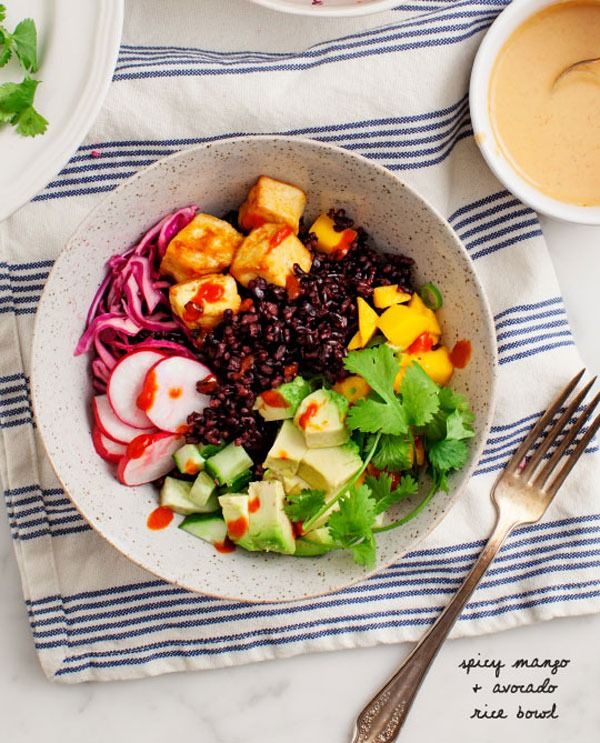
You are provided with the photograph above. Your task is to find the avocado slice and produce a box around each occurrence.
[294,389,350,448]
[246,480,296,555]
[264,419,308,477]
[254,376,312,421]
[295,527,337,557]
[298,441,363,493]
[218,493,257,551]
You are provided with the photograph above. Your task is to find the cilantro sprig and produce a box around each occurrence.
[0,5,47,137]
[296,344,475,566]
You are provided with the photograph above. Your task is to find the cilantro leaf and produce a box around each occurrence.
[445,409,475,441]
[12,18,37,72]
[328,484,376,548]
[0,5,5,23]
[344,345,400,406]
[400,361,440,426]
[13,104,47,136]
[344,346,407,435]
[347,398,407,435]
[350,534,377,569]
[0,27,13,67]
[366,473,419,514]
[0,76,37,110]
[371,434,412,471]
[284,489,326,524]
[428,439,469,480]
[438,386,474,423]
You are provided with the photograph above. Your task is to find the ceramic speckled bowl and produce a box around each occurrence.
[32,136,497,603]
[245,0,400,17]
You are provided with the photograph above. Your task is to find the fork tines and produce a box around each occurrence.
[506,370,600,495]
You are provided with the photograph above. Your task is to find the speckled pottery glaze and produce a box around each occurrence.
[32,136,498,603]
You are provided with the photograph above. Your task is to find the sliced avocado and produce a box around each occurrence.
[294,527,337,557]
[218,493,257,551]
[254,376,312,421]
[294,389,350,448]
[298,441,362,492]
[264,419,307,477]
[282,472,313,496]
[246,480,295,555]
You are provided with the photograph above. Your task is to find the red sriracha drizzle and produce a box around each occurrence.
[227,516,249,540]
[332,228,357,260]
[215,537,235,553]
[136,369,158,411]
[249,496,261,513]
[450,339,472,368]
[261,389,288,408]
[407,332,435,354]
[147,506,173,530]
[269,225,293,249]
[127,433,154,459]
[298,401,320,430]
[183,282,225,324]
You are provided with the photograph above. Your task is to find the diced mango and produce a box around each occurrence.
[412,347,454,386]
[357,297,378,346]
[393,353,412,392]
[309,213,357,256]
[378,304,439,350]
[373,285,412,309]
[333,375,371,404]
[347,331,363,350]
[409,293,442,335]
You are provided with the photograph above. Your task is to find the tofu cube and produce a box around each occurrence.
[238,176,306,233]
[230,223,312,288]
[160,213,243,283]
[169,273,241,331]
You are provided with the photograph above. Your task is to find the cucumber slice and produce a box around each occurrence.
[200,442,227,459]
[160,477,197,515]
[179,513,228,546]
[173,444,205,475]
[189,470,217,507]
[224,469,252,493]
[206,442,253,486]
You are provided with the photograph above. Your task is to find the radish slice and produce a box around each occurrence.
[93,395,155,444]
[92,425,127,463]
[107,349,166,429]
[117,432,183,486]
[143,356,211,433]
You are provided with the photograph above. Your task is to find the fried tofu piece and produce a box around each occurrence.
[160,214,243,283]
[230,224,312,288]
[169,274,241,331]
[238,176,306,233]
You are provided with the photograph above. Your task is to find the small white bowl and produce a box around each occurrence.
[470,0,600,225]
[245,0,399,17]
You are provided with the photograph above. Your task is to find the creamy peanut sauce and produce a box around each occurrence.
[489,1,600,206]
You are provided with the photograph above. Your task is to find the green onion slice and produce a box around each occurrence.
[419,282,443,310]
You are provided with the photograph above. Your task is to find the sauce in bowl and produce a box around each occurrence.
[489,1,600,206]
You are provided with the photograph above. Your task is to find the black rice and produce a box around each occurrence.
[186,211,414,459]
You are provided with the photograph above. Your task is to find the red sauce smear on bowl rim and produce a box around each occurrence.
[450,339,472,369]
[147,506,173,530]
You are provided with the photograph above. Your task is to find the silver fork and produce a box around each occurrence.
[351,370,600,743]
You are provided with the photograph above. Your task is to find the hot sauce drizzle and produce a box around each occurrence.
[269,225,293,249]
[136,369,158,411]
[227,516,249,540]
[249,496,261,513]
[261,389,288,408]
[298,401,320,430]
[127,434,153,459]
[215,537,236,553]
[147,506,173,530]
[450,339,472,369]
[169,387,183,399]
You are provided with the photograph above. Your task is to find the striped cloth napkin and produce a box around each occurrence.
[1,0,599,683]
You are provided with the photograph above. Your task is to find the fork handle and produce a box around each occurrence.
[351,512,516,743]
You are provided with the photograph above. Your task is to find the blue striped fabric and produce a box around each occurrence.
[1,0,598,682]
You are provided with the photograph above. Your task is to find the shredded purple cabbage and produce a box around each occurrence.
[75,207,197,390]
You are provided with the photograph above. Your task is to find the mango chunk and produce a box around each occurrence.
[347,331,363,350]
[394,347,454,390]
[333,375,371,404]
[373,285,412,309]
[309,213,357,256]
[357,297,378,346]
[378,304,439,350]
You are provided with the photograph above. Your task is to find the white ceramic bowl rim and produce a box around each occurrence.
[469,0,600,225]
[32,135,498,602]
[246,0,400,17]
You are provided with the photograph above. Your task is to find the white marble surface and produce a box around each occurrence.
[0,219,598,741]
